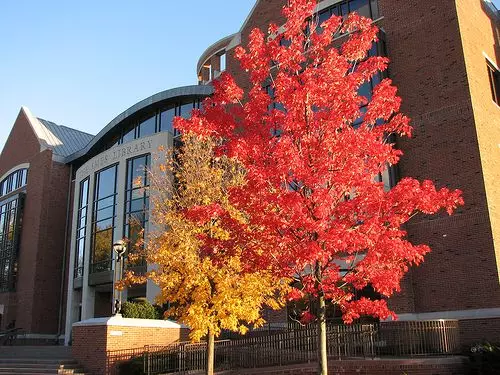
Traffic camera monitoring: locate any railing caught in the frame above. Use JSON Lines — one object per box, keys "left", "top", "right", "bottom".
{"left": 0, "top": 328, "right": 22, "bottom": 346}
{"left": 107, "top": 320, "right": 460, "bottom": 375}
{"left": 106, "top": 347, "right": 145, "bottom": 375}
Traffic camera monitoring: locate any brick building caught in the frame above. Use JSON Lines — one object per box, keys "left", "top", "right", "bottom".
{"left": 0, "top": 107, "right": 93, "bottom": 341}
{"left": 197, "top": 0, "right": 500, "bottom": 344}
{"left": 0, "top": 0, "right": 498, "bottom": 346}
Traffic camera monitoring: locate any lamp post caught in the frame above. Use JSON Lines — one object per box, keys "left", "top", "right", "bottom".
{"left": 112, "top": 240, "right": 127, "bottom": 315}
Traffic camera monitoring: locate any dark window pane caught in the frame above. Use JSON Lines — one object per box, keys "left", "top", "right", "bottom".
{"left": 358, "top": 81, "right": 372, "bottom": 100}
{"left": 80, "top": 179, "right": 89, "bottom": 207}
{"left": 21, "top": 169, "right": 27, "bottom": 186}
{"left": 93, "top": 228, "right": 113, "bottom": 263}
{"left": 370, "top": 0, "right": 379, "bottom": 18}
{"left": 132, "top": 156, "right": 147, "bottom": 185}
{"left": 96, "top": 196, "right": 115, "bottom": 211}
{"left": 160, "top": 107, "right": 175, "bottom": 133}
{"left": 138, "top": 116, "right": 156, "bottom": 138}
{"left": 350, "top": 0, "right": 371, "bottom": 17}
{"left": 341, "top": 3, "right": 349, "bottom": 17}
{"left": 179, "top": 102, "right": 194, "bottom": 119}
{"left": 95, "top": 218, "right": 113, "bottom": 232}
{"left": 130, "top": 197, "right": 145, "bottom": 213}
{"left": 92, "top": 167, "right": 116, "bottom": 273}
{"left": 95, "top": 206, "right": 114, "bottom": 222}
{"left": 122, "top": 124, "right": 136, "bottom": 144}
{"left": 96, "top": 166, "right": 117, "bottom": 199}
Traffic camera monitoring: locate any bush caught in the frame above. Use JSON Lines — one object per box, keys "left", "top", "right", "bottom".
{"left": 118, "top": 356, "right": 144, "bottom": 375}
{"left": 470, "top": 342, "right": 500, "bottom": 374}
{"left": 121, "top": 299, "right": 162, "bottom": 320}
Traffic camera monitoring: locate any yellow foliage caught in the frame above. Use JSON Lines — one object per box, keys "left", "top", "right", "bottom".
{"left": 124, "top": 133, "right": 289, "bottom": 342}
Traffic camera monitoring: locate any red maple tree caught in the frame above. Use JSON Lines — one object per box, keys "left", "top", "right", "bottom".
{"left": 176, "top": 0, "right": 464, "bottom": 373}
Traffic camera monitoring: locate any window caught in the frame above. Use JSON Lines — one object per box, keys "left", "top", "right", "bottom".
{"left": 122, "top": 124, "right": 136, "bottom": 144}
{"left": 0, "top": 168, "right": 28, "bottom": 198}
{"left": 314, "top": 0, "right": 379, "bottom": 34}
{"left": 74, "top": 178, "right": 89, "bottom": 279}
{"left": 138, "top": 116, "right": 156, "bottom": 138}
{"left": 487, "top": 60, "right": 500, "bottom": 106}
{"left": 91, "top": 165, "right": 118, "bottom": 274}
{"left": 220, "top": 52, "right": 226, "bottom": 72}
{"left": 124, "top": 155, "right": 150, "bottom": 272}
{"left": 0, "top": 196, "right": 23, "bottom": 292}
{"left": 159, "top": 106, "right": 175, "bottom": 133}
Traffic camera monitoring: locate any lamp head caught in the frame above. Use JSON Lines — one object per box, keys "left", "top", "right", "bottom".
{"left": 113, "top": 240, "right": 127, "bottom": 258}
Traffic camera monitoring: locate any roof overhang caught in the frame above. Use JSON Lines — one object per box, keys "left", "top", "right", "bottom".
{"left": 64, "top": 85, "right": 214, "bottom": 164}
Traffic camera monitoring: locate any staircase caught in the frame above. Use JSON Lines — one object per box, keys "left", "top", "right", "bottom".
{"left": 0, "top": 346, "right": 87, "bottom": 374}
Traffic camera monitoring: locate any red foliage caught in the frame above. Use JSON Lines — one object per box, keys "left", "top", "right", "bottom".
{"left": 178, "top": 0, "right": 463, "bottom": 324}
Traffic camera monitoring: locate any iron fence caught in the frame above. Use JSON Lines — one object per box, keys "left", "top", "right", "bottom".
{"left": 106, "top": 320, "right": 460, "bottom": 375}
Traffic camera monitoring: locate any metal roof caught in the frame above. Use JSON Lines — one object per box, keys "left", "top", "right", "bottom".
{"left": 35, "top": 117, "right": 94, "bottom": 157}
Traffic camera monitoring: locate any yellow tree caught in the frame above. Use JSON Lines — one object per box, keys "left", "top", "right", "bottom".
{"left": 124, "top": 133, "right": 288, "bottom": 375}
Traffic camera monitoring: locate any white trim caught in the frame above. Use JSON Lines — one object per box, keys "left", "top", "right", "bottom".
{"left": 483, "top": 51, "right": 499, "bottom": 71}
{"left": 72, "top": 316, "right": 188, "bottom": 329}
{"left": 392, "top": 308, "right": 500, "bottom": 321}
{"left": 226, "top": 33, "right": 241, "bottom": 51}
{"left": 0, "top": 163, "right": 30, "bottom": 182}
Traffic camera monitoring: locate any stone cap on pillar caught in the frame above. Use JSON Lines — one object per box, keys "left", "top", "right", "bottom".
{"left": 72, "top": 315, "right": 189, "bottom": 328}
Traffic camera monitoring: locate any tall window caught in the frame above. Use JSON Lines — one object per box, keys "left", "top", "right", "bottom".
{"left": 159, "top": 100, "right": 201, "bottom": 137}
{"left": 124, "top": 154, "right": 150, "bottom": 270}
{"left": 317, "top": 0, "right": 378, "bottom": 25}
{"left": 91, "top": 165, "right": 118, "bottom": 274}
{"left": 0, "top": 196, "right": 23, "bottom": 292}
{"left": 487, "top": 60, "right": 500, "bottom": 106}
{"left": 0, "top": 168, "right": 28, "bottom": 198}
{"left": 74, "top": 178, "right": 89, "bottom": 278}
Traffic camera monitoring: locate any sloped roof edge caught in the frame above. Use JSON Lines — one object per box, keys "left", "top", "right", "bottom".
{"left": 64, "top": 84, "right": 214, "bottom": 164}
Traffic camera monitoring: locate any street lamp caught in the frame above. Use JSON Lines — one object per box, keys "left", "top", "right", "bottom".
{"left": 112, "top": 240, "right": 127, "bottom": 315}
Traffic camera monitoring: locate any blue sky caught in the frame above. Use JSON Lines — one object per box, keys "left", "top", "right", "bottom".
{"left": 0, "top": 1, "right": 255, "bottom": 148}
{"left": 0, "top": 1, "right": 499, "bottom": 150}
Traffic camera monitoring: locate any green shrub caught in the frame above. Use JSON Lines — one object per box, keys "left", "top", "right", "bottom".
{"left": 470, "top": 342, "right": 500, "bottom": 374}
{"left": 118, "top": 356, "right": 144, "bottom": 375}
{"left": 122, "top": 299, "right": 161, "bottom": 320}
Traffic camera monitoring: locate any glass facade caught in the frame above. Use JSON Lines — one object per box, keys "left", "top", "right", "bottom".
{"left": 0, "top": 196, "right": 23, "bottom": 292}
{"left": 317, "top": 0, "right": 379, "bottom": 24}
{"left": 124, "top": 154, "right": 150, "bottom": 271}
{"left": 90, "top": 165, "right": 118, "bottom": 274}
{"left": 74, "top": 178, "right": 89, "bottom": 278}
{"left": 0, "top": 168, "right": 28, "bottom": 198}
{"left": 106, "top": 98, "right": 202, "bottom": 150}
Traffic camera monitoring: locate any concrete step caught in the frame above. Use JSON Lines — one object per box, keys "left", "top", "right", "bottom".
{"left": 0, "top": 346, "right": 86, "bottom": 374}
{"left": 0, "top": 368, "right": 84, "bottom": 373}
{"left": 0, "top": 346, "right": 72, "bottom": 359}
{"left": 0, "top": 360, "right": 79, "bottom": 367}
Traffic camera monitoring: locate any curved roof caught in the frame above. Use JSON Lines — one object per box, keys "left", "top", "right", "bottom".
{"left": 196, "top": 33, "right": 237, "bottom": 74}
{"left": 65, "top": 85, "right": 214, "bottom": 163}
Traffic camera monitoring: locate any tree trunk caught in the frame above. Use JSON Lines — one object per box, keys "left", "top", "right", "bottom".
{"left": 316, "top": 262, "right": 328, "bottom": 375}
{"left": 206, "top": 329, "right": 215, "bottom": 375}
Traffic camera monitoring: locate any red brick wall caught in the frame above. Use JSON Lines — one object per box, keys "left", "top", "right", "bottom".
{"left": 0, "top": 108, "right": 71, "bottom": 336}
{"left": 220, "top": 357, "right": 469, "bottom": 375}
{"left": 224, "top": 0, "right": 499, "bottom": 317}
{"left": 376, "top": 0, "right": 500, "bottom": 314}
{"left": 459, "top": 318, "right": 500, "bottom": 348}
{"left": 72, "top": 320, "right": 190, "bottom": 375}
